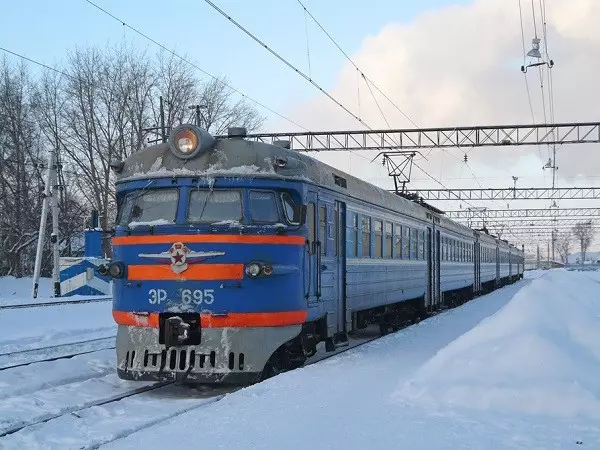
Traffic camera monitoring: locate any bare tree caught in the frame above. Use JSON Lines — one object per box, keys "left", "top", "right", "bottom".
{"left": 572, "top": 220, "right": 595, "bottom": 265}
{"left": 0, "top": 59, "right": 46, "bottom": 276}
{"left": 556, "top": 232, "right": 571, "bottom": 265}
{"left": 2, "top": 44, "right": 265, "bottom": 276}
{"left": 195, "top": 76, "right": 264, "bottom": 135}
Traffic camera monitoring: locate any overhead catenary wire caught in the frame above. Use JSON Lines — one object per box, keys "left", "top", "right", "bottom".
{"left": 202, "top": 0, "right": 367, "bottom": 129}
{"left": 203, "top": 1, "right": 485, "bottom": 210}
{"left": 295, "top": 0, "right": 418, "bottom": 129}
{"left": 295, "top": 1, "right": 519, "bottom": 230}
{"left": 82, "top": 0, "right": 309, "bottom": 132}
{"left": 293, "top": 0, "right": 500, "bottom": 204}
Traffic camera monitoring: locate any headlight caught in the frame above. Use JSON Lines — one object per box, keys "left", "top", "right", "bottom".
{"left": 245, "top": 263, "right": 262, "bottom": 277}
{"left": 108, "top": 262, "right": 125, "bottom": 278}
{"left": 168, "top": 124, "right": 216, "bottom": 159}
{"left": 174, "top": 129, "right": 198, "bottom": 155}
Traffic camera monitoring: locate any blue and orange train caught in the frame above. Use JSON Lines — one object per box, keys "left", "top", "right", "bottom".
{"left": 105, "top": 124, "right": 524, "bottom": 383}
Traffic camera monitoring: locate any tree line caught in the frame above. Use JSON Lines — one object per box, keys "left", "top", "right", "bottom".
{"left": 0, "top": 44, "right": 263, "bottom": 277}
{"left": 556, "top": 220, "right": 596, "bottom": 265}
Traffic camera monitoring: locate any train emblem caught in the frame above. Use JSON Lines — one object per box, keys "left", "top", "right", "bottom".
{"left": 139, "top": 242, "right": 225, "bottom": 274}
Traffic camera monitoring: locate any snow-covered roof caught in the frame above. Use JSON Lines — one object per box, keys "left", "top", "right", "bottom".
{"left": 117, "top": 135, "right": 521, "bottom": 252}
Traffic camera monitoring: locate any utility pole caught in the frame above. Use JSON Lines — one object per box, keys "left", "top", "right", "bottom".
{"left": 188, "top": 104, "right": 207, "bottom": 128}
{"left": 51, "top": 158, "right": 60, "bottom": 297}
{"left": 537, "top": 244, "right": 540, "bottom": 269}
{"left": 160, "top": 95, "right": 166, "bottom": 143}
{"left": 547, "top": 241, "right": 550, "bottom": 268}
{"left": 32, "top": 147, "right": 60, "bottom": 298}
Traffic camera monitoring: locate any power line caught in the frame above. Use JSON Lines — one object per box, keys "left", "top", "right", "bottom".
{"left": 295, "top": 0, "right": 418, "bottom": 129}
{"left": 82, "top": 0, "right": 309, "bottom": 132}
{"left": 202, "top": 0, "right": 367, "bottom": 128}
{"left": 0, "top": 47, "right": 70, "bottom": 79}
{"left": 290, "top": 0, "right": 493, "bottom": 203}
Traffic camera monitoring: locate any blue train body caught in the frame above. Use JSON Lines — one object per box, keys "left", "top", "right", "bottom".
{"left": 107, "top": 124, "right": 524, "bottom": 384}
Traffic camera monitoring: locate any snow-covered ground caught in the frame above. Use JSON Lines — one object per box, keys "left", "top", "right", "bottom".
{"left": 107, "top": 270, "right": 600, "bottom": 449}
{"left": 0, "top": 301, "right": 115, "bottom": 354}
{"left": 1, "top": 269, "right": 599, "bottom": 449}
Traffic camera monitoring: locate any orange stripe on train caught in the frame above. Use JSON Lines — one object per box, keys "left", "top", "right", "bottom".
{"left": 112, "top": 310, "right": 307, "bottom": 328}
{"left": 127, "top": 264, "right": 244, "bottom": 281}
{"left": 113, "top": 234, "right": 305, "bottom": 246}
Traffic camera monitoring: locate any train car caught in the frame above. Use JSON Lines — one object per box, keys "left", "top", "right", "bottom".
{"left": 105, "top": 123, "right": 524, "bottom": 384}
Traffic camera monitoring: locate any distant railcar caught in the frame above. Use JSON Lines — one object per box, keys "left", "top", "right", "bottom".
{"left": 104, "top": 124, "right": 524, "bottom": 383}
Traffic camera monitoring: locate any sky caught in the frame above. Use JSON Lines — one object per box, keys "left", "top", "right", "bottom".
{"left": 1, "top": 0, "right": 600, "bottom": 255}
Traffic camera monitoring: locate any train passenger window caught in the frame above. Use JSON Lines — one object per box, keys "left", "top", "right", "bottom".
{"left": 249, "top": 191, "right": 279, "bottom": 223}
{"left": 419, "top": 230, "right": 425, "bottom": 260}
{"left": 189, "top": 190, "right": 242, "bottom": 223}
{"left": 385, "top": 222, "right": 393, "bottom": 258}
{"left": 362, "top": 216, "right": 371, "bottom": 257}
{"left": 410, "top": 228, "right": 417, "bottom": 259}
{"left": 374, "top": 220, "right": 383, "bottom": 258}
{"left": 403, "top": 227, "right": 410, "bottom": 259}
{"left": 319, "top": 206, "right": 327, "bottom": 255}
{"left": 119, "top": 189, "right": 178, "bottom": 226}
{"left": 281, "top": 192, "right": 299, "bottom": 225}
{"left": 307, "top": 203, "right": 315, "bottom": 252}
{"left": 394, "top": 225, "right": 402, "bottom": 258}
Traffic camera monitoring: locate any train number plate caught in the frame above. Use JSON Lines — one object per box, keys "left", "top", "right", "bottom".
{"left": 148, "top": 289, "right": 215, "bottom": 305}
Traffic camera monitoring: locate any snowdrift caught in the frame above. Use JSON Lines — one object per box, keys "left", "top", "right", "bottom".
{"left": 393, "top": 269, "right": 600, "bottom": 420}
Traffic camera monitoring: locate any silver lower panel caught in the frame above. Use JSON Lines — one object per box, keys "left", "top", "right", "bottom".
{"left": 115, "top": 324, "right": 302, "bottom": 384}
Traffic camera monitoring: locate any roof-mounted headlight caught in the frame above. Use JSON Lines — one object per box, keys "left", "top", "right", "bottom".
{"left": 168, "top": 124, "right": 215, "bottom": 159}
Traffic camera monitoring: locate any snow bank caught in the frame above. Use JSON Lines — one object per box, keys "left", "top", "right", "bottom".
{"left": 393, "top": 269, "right": 600, "bottom": 420}
{"left": 103, "top": 273, "right": 600, "bottom": 449}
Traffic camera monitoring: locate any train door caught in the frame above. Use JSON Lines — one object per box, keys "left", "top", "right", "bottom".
{"left": 427, "top": 227, "right": 433, "bottom": 308}
{"left": 305, "top": 191, "right": 319, "bottom": 307}
{"left": 333, "top": 201, "right": 347, "bottom": 336}
{"left": 474, "top": 240, "right": 480, "bottom": 293}
{"left": 316, "top": 196, "right": 338, "bottom": 343}
{"left": 435, "top": 230, "right": 441, "bottom": 308}
{"left": 496, "top": 246, "right": 500, "bottom": 285}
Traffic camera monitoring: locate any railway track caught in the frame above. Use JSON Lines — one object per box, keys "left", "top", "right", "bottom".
{"left": 0, "top": 324, "right": 386, "bottom": 449}
{"left": 0, "top": 290, "right": 491, "bottom": 448}
{"left": 0, "top": 336, "right": 116, "bottom": 370}
{"left": 0, "top": 296, "right": 112, "bottom": 310}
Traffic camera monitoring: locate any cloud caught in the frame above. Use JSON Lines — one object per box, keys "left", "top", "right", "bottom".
{"left": 276, "top": 0, "right": 600, "bottom": 184}
{"left": 273, "top": 0, "right": 600, "bottom": 251}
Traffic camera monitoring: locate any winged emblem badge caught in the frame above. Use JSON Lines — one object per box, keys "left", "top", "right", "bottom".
{"left": 139, "top": 242, "right": 225, "bottom": 274}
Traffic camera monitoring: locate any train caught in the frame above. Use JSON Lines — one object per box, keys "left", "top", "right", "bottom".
{"left": 104, "top": 123, "right": 524, "bottom": 384}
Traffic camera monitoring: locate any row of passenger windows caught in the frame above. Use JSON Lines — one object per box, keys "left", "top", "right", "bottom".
{"left": 350, "top": 216, "right": 427, "bottom": 260}
{"left": 441, "top": 237, "right": 473, "bottom": 263}
{"left": 306, "top": 204, "right": 520, "bottom": 263}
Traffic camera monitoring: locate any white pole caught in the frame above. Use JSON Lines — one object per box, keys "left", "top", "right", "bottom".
{"left": 32, "top": 148, "right": 55, "bottom": 299}
{"left": 51, "top": 163, "right": 61, "bottom": 297}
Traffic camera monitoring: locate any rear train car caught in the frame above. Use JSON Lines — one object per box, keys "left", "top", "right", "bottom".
{"left": 105, "top": 124, "right": 524, "bottom": 383}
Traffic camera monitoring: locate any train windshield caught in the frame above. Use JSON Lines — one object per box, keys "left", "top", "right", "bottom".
{"left": 188, "top": 190, "right": 242, "bottom": 223}
{"left": 249, "top": 191, "right": 279, "bottom": 223}
{"left": 118, "top": 189, "right": 178, "bottom": 226}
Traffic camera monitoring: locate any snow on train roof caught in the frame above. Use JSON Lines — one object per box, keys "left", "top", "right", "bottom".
{"left": 117, "top": 136, "right": 519, "bottom": 249}
{"left": 118, "top": 137, "right": 429, "bottom": 218}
